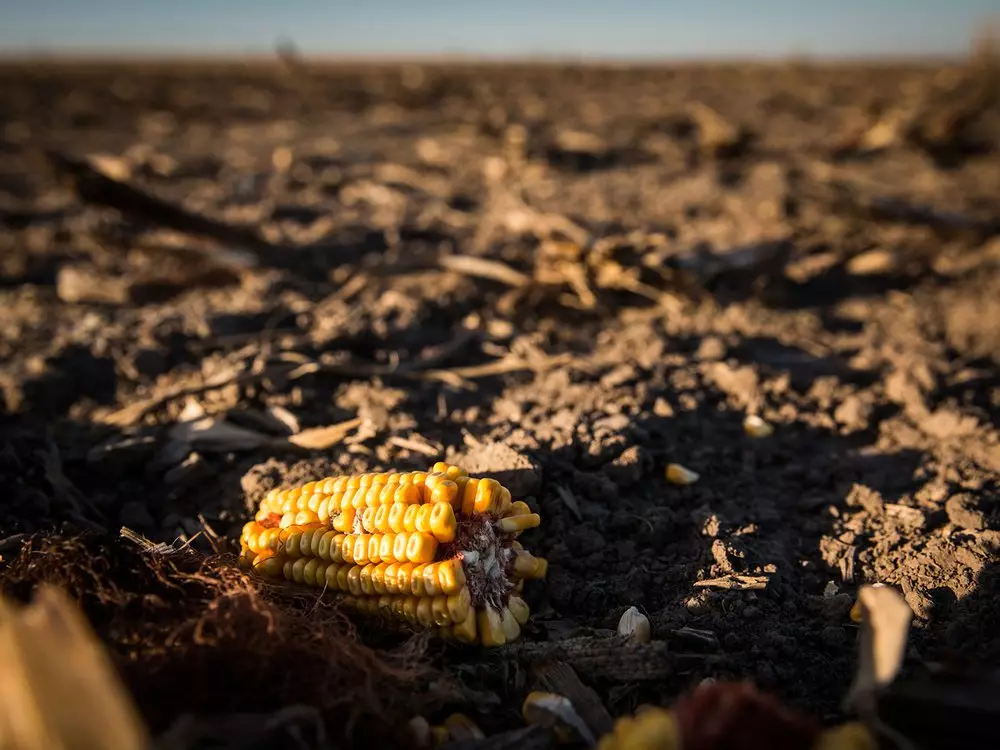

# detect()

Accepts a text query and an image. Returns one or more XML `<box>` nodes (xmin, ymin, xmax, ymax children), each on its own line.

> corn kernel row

<box><xmin>257</xmin><ymin>467</ymin><xmax>514</xmax><ymax>522</ymax></box>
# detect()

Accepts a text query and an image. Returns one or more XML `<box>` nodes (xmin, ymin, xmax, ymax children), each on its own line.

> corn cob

<box><xmin>238</xmin><ymin>462</ymin><xmax>545</xmax><ymax>646</ymax></box>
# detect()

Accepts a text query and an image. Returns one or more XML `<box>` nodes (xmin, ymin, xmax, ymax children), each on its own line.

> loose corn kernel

<box><xmin>239</xmin><ymin>463</ymin><xmax>543</xmax><ymax>647</ymax></box>
<box><xmin>744</xmin><ymin>414</ymin><xmax>774</xmax><ymax>438</ymax></box>
<box><xmin>666</xmin><ymin>463</ymin><xmax>699</xmax><ymax>485</ymax></box>
<box><xmin>617</xmin><ymin>606</ymin><xmax>652</xmax><ymax>643</ymax></box>
<box><xmin>596</xmin><ymin>706</ymin><xmax>680</xmax><ymax>750</ymax></box>
<box><xmin>811</xmin><ymin>722</ymin><xmax>878</xmax><ymax>750</ymax></box>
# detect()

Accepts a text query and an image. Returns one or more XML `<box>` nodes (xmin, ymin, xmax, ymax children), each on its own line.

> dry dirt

<box><xmin>1</xmin><ymin>57</ymin><xmax>999</xmax><ymax>748</ymax></box>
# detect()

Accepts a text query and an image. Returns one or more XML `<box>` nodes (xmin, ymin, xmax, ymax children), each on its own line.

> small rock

<box><xmin>945</xmin><ymin>494</ymin><xmax>987</xmax><ymax>531</ymax></box>
<box><xmin>706</xmin><ymin>362</ymin><xmax>759</xmax><ymax>408</ymax></box>
<box><xmin>846</xmin><ymin>483</ymin><xmax>884</xmax><ymax>516</ymax></box>
<box><xmin>696</xmin><ymin>336</ymin><xmax>726</xmax><ymax>361</ymax></box>
<box><xmin>834</xmin><ymin>394</ymin><xmax>872</xmax><ymax>430</ymax></box>
<box><xmin>652</xmin><ymin>397</ymin><xmax>674</xmax><ymax>417</ymax></box>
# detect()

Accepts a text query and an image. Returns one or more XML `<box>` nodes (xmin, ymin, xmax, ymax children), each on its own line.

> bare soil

<box><xmin>1</xmin><ymin>57</ymin><xmax>999</xmax><ymax>748</ymax></box>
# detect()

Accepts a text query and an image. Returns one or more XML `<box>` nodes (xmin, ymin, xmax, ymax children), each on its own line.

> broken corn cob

<box><xmin>239</xmin><ymin>461</ymin><xmax>545</xmax><ymax>647</ymax></box>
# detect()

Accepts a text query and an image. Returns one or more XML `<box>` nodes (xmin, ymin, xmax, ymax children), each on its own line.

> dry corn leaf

<box><xmin>522</xmin><ymin>691</ymin><xmax>597</xmax><ymax>746</ymax></box>
<box><xmin>285</xmin><ymin>417</ymin><xmax>363</xmax><ymax>450</ymax></box>
<box><xmin>844</xmin><ymin>584</ymin><xmax>912</xmax><ymax>716</ymax></box>
<box><xmin>0</xmin><ymin>585</ymin><xmax>151</xmax><ymax>750</ymax></box>
<box><xmin>169</xmin><ymin>417</ymin><xmax>273</xmax><ymax>453</ymax></box>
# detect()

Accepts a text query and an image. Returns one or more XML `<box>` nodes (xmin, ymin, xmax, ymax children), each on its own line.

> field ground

<box><xmin>1</xmin><ymin>57</ymin><xmax>999</xmax><ymax>748</ymax></box>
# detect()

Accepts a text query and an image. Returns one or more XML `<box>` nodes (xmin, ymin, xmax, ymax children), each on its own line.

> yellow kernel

<box><xmin>394</xmin><ymin>484</ymin><xmax>421</xmax><ymax>505</ymax></box>
<box><xmin>403</xmin><ymin>504</ymin><xmax>421</xmax><ymax>532</ymax></box>
<box><xmin>430</xmin><ymin>462</ymin><xmax>449</xmax><ymax>474</ymax></box>
<box><xmin>346</xmin><ymin>565</ymin><xmax>363</xmax><ymax>595</ymax></box>
<box><xmin>416</xmin><ymin>597</ymin><xmax>434</xmax><ymax>627</ymax></box>
<box><xmin>393</xmin><ymin>532</ymin><xmax>411</xmax><ymax>561</ymax></box>
<box><xmin>283</xmin><ymin>528</ymin><xmax>303</xmax><ymax>557</ymax></box>
<box><xmin>259</xmin><ymin>554</ymin><xmax>285</xmax><ymax>578</ymax></box>
<box><xmin>430</xmin><ymin>477</ymin><xmax>459</xmax><ymax>507</ymax></box>
<box><xmin>451</xmin><ymin>607</ymin><xmax>478</xmax><ymax>644</ymax></box>
<box><xmin>317</xmin><ymin>530</ymin><xmax>336</xmax><ymax>561</ymax></box>
<box><xmin>402</xmin><ymin>596</ymin><xmax>420</xmax><ymax>623</ymax></box>
<box><xmin>431</xmin><ymin>596</ymin><xmax>452</xmax><ymax>626</ymax></box>
<box><xmin>813</xmin><ymin>723</ymin><xmax>878</xmax><ymax>750</ymax></box>
<box><xmin>383</xmin><ymin>562</ymin><xmax>400</xmax><ymax>593</ymax></box>
<box><xmin>387</xmin><ymin>504</ymin><xmax>407</xmax><ymax>533</ymax></box>
<box><xmin>396</xmin><ymin>563</ymin><xmax>414</xmax><ymax>592</ymax></box>
<box><xmin>445</xmin><ymin>465</ymin><xmax>468</xmax><ymax>480</ymax></box>
<box><xmin>317</xmin><ymin>497</ymin><xmax>332</xmax><ymax>522</ymax></box>
<box><xmin>291</xmin><ymin>556</ymin><xmax>309</xmax><ymax>584</ymax></box>
<box><xmin>413</xmin><ymin>503</ymin><xmax>433</xmax><ymax>533</ymax></box>
<box><xmin>497</xmin><ymin>513</ymin><xmax>541</xmax><ymax>533</ymax></box>
<box><xmin>428</xmin><ymin>502</ymin><xmax>457</xmax><ymax>543</ymax></box>
<box><xmin>367</xmin><ymin>534</ymin><xmax>382</xmax><ymax>564</ymax></box>
<box><xmin>332</xmin><ymin>506</ymin><xmax>356</xmax><ymax>532</ymax></box>
<box><xmin>371</xmin><ymin>563</ymin><xmax>389</xmax><ymax>594</ymax></box>
<box><xmin>371</xmin><ymin>505</ymin><xmax>389</xmax><ymax>532</ymax></box>
<box><xmin>507</xmin><ymin>500</ymin><xmax>532</xmax><ymax>517</ymax></box>
<box><xmin>474</xmin><ymin>478</ymin><xmax>502</xmax><ymax>514</ymax></box>
<box><xmin>497</xmin><ymin>486</ymin><xmax>512</xmax><ymax>514</ymax></box>
<box><xmin>360</xmin><ymin>563</ymin><xmax>377</xmax><ymax>595</ymax></box>
<box><xmin>406</xmin><ymin>532</ymin><xmax>438</xmax><ymax>564</ymax></box>
<box><xmin>325</xmin><ymin>563</ymin><xmax>340</xmax><ymax>590</ymax></box>
<box><xmin>341</xmin><ymin>535</ymin><xmax>356</xmax><ymax>564</ymax></box>
<box><xmin>513</xmin><ymin>551</ymin><xmax>539</xmax><ymax>577</ymax></box>
<box><xmin>295</xmin><ymin>509</ymin><xmax>319</xmax><ymax>525</ymax></box>
<box><xmin>446</xmin><ymin>587</ymin><xmax>471</xmax><ymax>622</ymax></box>
<box><xmin>303</xmin><ymin>558</ymin><xmax>322</xmax><ymax>586</ymax></box>
<box><xmin>360</xmin><ymin>507</ymin><xmax>376</xmax><ymax>533</ymax></box>
<box><xmin>353</xmin><ymin>534</ymin><xmax>372</xmax><ymax>564</ymax></box>
<box><xmin>461</xmin><ymin>478</ymin><xmax>479</xmax><ymax>516</ymax></box>
<box><xmin>278</xmin><ymin>513</ymin><xmax>296</xmax><ymax>529</ymax></box>
<box><xmin>666</xmin><ymin>462</ymin><xmax>699</xmax><ymax>485</ymax></box>
<box><xmin>410</xmin><ymin>564</ymin><xmax>428</xmax><ymax>596</ymax></box>
<box><xmin>744</xmin><ymin>414</ymin><xmax>774</xmax><ymax>438</ymax></box>
<box><xmin>422</xmin><ymin>563</ymin><xmax>440</xmax><ymax>596</ymax></box>
<box><xmin>436</xmin><ymin>559</ymin><xmax>466</xmax><ymax>594</ymax></box>
<box><xmin>379</xmin><ymin>533</ymin><xmax>396</xmax><ymax>562</ymax></box>
<box><xmin>508</xmin><ymin>596</ymin><xmax>530</xmax><ymax>625</ymax></box>
<box><xmin>500</xmin><ymin>607</ymin><xmax>521</xmax><ymax>641</ymax></box>
<box><xmin>478</xmin><ymin>607</ymin><xmax>506</xmax><ymax>647</ymax></box>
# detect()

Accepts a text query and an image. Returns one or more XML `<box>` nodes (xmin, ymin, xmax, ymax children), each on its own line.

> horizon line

<box><xmin>0</xmin><ymin>49</ymin><xmax>972</xmax><ymax>66</ymax></box>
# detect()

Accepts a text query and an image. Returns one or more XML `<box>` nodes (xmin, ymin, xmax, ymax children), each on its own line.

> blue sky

<box><xmin>1</xmin><ymin>0</ymin><xmax>997</xmax><ymax>59</ymax></box>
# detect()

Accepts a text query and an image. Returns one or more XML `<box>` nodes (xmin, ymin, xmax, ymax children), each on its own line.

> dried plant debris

<box><xmin>0</xmin><ymin>585</ymin><xmax>152</xmax><ymax>750</ymax></box>
<box><xmin>0</xmin><ymin>534</ymin><xmax>435</xmax><ymax>748</ymax></box>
